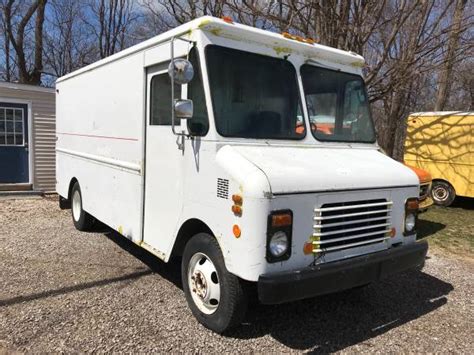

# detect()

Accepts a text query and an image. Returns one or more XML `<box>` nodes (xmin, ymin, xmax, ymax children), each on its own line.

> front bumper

<box><xmin>258</xmin><ymin>241</ymin><xmax>428</xmax><ymax>304</ymax></box>
<box><xmin>419</xmin><ymin>197</ymin><xmax>434</xmax><ymax>212</ymax></box>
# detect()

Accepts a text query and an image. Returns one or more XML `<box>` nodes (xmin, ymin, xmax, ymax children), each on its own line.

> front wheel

<box><xmin>182</xmin><ymin>233</ymin><xmax>247</xmax><ymax>333</ymax></box>
<box><xmin>431</xmin><ymin>180</ymin><xmax>456</xmax><ymax>207</ymax></box>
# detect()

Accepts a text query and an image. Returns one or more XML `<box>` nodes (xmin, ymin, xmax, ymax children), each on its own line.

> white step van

<box><xmin>56</xmin><ymin>16</ymin><xmax>428</xmax><ymax>333</ymax></box>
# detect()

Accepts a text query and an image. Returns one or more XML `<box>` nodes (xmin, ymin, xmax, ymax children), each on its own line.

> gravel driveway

<box><xmin>1</xmin><ymin>197</ymin><xmax>473</xmax><ymax>353</ymax></box>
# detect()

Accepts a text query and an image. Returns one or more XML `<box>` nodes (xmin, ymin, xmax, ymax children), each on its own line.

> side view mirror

<box><xmin>174</xmin><ymin>99</ymin><xmax>193</xmax><ymax>119</ymax></box>
<box><xmin>168</xmin><ymin>58</ymin><xmax>194</xmax><ymax>84</ymax></box>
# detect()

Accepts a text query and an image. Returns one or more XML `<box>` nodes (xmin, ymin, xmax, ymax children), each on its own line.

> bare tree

<box><xmin>138</xmin><ymin>0</ymin><xmax>472</xmax><ymax>158</ymax></box>
<box><xmin>43</xmin><ymin>0</ymin><xmax>95</xmax><ymax>78</ymax></box>
<box><xmin>86</xmin><ymin>0</ymin><xmax>140</xmax><ymax>59</ymax></box>
<box><xmin>435</xmin><ymin>0</ymin><xmax>469</xmax><ymax>111</ymax></box>
<box><xmin>2</xmin><ymin>0</ymin><xmax>47</xmax><ymax>85</ymax></box>
<box><xmin>0</xmin><ymin>5</ymin><xmax>13</xmax><ymax>81</ymax></box>
<box><xmin>141</xmin><ymin>0</ymin><xmax>227</xmax><ymax>31</ymax></box>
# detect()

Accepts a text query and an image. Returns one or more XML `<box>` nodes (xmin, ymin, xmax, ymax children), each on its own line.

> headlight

<box><xmin>269</xmin><ymin>231</ymin><xmax>289</xmax><ymax>257</ymax></box>
<box><xmin>405</xmin><ymin>213</ymin><xmax>416</xmax><ymax>233</ymax></box>
<box><xmin>404</xmin><ymin>198</ymin><xmax>419</xmax><ymax>235</ymax></box>
<box><xmin>266</xmin><ymin>210</ymin><xmax>293</xmax><ymax>262</ymax></box>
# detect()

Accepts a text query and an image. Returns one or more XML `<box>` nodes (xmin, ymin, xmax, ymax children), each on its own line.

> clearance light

<box><xmin>232</xmin><ymin>194</ymin><xmax>243</xmax><ymax>205</ymax></box>
<box><xmin>221</xmin><ymin>16</ymin><xmax>233</xmax><ymax>24</ymax></box>
<box><xmin>271</xmin><ymin>213</ymin><xmax>292</xmax><ymax>228</ymax></box>
<box><xmin>281</xmin><ymin>32</ymin><xmax>317</xmax><ymax>44</ymax></box>
<box><xmin>389</xmin><ymin>227</ymin><xmax>396</xmax><ymax>238</ymax></box>
<box><xmin>231</xmin><ymin>205</ymin><xmax>242</xmax><ymax>216</ymax></box>
<box><xmin>233</xmin><ymin>224</ymin><xmax>241</xmax><ymax>238</ymax></box>
<box><xmin>303</xmin><ymin>242</ymin><xmax>313</xmax><ymax>255</ymax></box>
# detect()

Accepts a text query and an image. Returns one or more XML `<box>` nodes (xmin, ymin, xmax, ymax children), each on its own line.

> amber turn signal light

<box><xmin>271</xmin><ymin>213</ymin><xmax>292</xmax><ymax>227</ymax></box>
<box><xmin>233</xmin><ymin>224</ymin><xmax>241</xmax><ymax>238</ymax></box>
<box><xmin>406</xmin><ymin>198</ymin><xmax>419</xmax><ymax>211</ymax></box>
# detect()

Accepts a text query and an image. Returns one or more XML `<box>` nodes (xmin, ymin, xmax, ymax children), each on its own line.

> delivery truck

<box><xmin>405</xmin><ymin>111</ymin><xmax>474</xmax><ymax>206</ymax></box>
<box><xmin>56</xmin><ymin>16</ymin><xmax>428</xmax><ymax>333</ymax></box>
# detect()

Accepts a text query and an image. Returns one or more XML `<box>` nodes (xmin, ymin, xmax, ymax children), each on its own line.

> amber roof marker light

<box><xmin>221</xmin><ymin>16</ymin><xmax>234</xmax><ymax>24</ymax></box>
<box><xmin>281</xmin><ymin>32</ymin><xmax>318</xmax><ymax>44</ymax></box>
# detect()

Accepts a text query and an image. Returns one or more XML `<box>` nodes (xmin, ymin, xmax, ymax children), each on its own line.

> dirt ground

<box><xmin>0</xmin><ymin>197</ymin><xmax>473</xmax><ymax>353</ymax></box>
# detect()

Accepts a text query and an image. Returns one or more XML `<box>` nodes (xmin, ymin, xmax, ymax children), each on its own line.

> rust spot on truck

<box><xmin>197</xmin><ymin>18</ymin><xmax>212</xmax><ymax>28</ymax></box>
<box><xmin>209</xmin><ymin>27</ymin><xmax>223</xmax><ymax>36</ymax></box>
<box><xmin>350</xmin><ymin>60</ymin><xmax>365</xmax><ymax>68</ymax></box>
<box><xmin>273</xmin><ymin>46</ymin><xmax>292</xmax><ymax>56</ymax></box>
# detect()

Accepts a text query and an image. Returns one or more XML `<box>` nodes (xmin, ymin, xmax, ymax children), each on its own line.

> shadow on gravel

<box><xmin>102</xmin><ymin>228</ymin><xmax>454</xmax><ymax>353</ymax></box>
<box><xmin>103</xmin><ymin>229</ymin><xmax>183</xmax><ymax>288</ymax></box>
<box><xmin>417</xmin><ymin>218</ymin><xmax>446</xmax><ymax>239</ymax></box>
<box><xmin>0</xmin><ymin>270</ymin><xmax>152</xmax><ymax>307</ymax></box>
<box><xmin>231</xmin><ymin>271</ymin><xmax>453</xmax><ymax>352</ymax></box>
<box><xmin>450</xmin><ymin>196</ymin><xmax>474</xmax><ymax>210</ymax></box>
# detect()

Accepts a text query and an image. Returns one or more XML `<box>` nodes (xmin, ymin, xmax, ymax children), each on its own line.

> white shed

<box><xmin>0</xmin><ymin>81</ymin><xmax>56</xmax><ymax>193</ymax></box>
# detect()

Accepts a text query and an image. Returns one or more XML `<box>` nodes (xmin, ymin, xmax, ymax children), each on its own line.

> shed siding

<box><xmin>0</xmin><ymin>84</ymin><xmax>56</xmax><ymax>192</ymax></box>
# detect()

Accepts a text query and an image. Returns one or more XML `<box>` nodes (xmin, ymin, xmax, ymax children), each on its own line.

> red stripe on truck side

<box><xmin>57</xmin><ymin>132</ymin><xmax>139</xmax><ymax>141</ymax></box>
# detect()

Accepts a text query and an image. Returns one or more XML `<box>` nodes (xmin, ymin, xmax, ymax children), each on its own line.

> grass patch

<box><xmin>417</xmin><ymin>197</ymin><xmax>474</xmax><ymax>259</ymax></box>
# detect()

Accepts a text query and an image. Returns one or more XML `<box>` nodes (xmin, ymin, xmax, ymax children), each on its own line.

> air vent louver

<box><xmin>217</xmin><ymin>178</ymin><xmax>229</xmax><ymax>199</ymax></box>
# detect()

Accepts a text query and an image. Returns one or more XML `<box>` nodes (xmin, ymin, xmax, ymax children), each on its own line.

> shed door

<box><xmin>0</xmin><ymin>102</ymin><xmax>29</xmax><ymax>183</ymax></box>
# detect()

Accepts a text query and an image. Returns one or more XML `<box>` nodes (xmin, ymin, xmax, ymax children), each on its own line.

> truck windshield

<box><xmin>301</xmin><ymin>65</ymin><xmax>376</xmax><ymax>143</ymax></box>
<box><xmin>206</xmin><ymin>45</ymin><xmax>305</xmax><ymax>140</ymax></box>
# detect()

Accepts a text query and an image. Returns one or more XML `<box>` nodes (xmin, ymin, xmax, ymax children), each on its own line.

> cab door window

<box><xmin>150</xmin><ymin>73</ymin><xmax>181</xmax><ymax>126</ymax></box>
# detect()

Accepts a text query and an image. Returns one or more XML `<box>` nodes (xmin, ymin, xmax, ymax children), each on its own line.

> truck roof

<box><xmin>409</xmin><ymin>111</ymin><xmax>473</xmax><ymax>117</ymax></box>
<box><xmin>56</xmin><ymin>16</ymin><xmax>365</xmax><ymax>84</ymax></box>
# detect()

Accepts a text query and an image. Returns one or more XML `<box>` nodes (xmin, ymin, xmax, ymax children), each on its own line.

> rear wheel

<box><xmin>71</xmin><ymin>182</ymin><xmax>95</xmax><ymax>231</ymax></box>
<box><xmin>431</xmin><ymin>180</ymin><xmax>456</xmax><ymax>207</ymax></box>
<box><xmin>182</xmin><ymin>233</ymin><xmax>247</xmax><ymax>333</ymax></box>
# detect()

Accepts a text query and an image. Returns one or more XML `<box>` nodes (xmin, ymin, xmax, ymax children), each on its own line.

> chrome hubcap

<box><xmin>72</xmin><ymin>190</ymin><xmax>81</xmax><ymax>222</ymax></box>
<box><xmin>433</xmin><ymin>186</ymin><xmax>448</xmax><ymax>201</ymax></box>
<box><xmin>187</xmin><ymin>252</ymin><xmax>220</xmax><ymax>314</ymax></box>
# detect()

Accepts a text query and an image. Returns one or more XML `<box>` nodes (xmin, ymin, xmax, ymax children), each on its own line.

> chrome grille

<box><xmin>313</xmin><ymin>199</ymin><xmax>392</xmax><ymax>253</ymax></box>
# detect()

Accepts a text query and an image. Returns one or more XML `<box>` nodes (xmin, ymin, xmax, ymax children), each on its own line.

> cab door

<box><xmin>143</xmin><ymin>64</ymin><xmax>184</xmax><ymax>258</ymax></box>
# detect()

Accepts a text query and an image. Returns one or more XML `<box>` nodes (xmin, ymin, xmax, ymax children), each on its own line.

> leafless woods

<box><xmin>1</xmin><ymin>0</ymin><xmax>472</xmax><ymax>158</ymax></box>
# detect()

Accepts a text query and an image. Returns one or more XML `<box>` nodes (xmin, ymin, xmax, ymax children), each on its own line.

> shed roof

<box><xmin>0</xmin><ymin>81</ymin><xmax>54</xmax><ymax>94</ymax></box>
<box><xmin>410</xmin><ymin>111</ymin><xmax>473</xmax><ymax>117</ymax></box>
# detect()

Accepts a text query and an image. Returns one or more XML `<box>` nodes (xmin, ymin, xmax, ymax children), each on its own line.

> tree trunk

<box><xmin>2</xmin><ymin>17</ymin><xmax>11</xmax><ymax>81</ymax></box>
<box><xmin>30</xmin><ymin>0</ymin><xmax>47</xmax><ymax>85</ymax></box>
<box><xmin>434</xmin><ymin>0</ymin><xmax>467</xmax><ymax>111</ymax></box>
<box><xmin>3</xmin><ymin>0</ymin><xmax>48</xmax><ymax>85</ymax></box>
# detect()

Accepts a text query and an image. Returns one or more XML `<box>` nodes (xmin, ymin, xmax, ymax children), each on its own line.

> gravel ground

<box><xmin>0</xmin><ymin>197</ymin><xmax>473</xmax><ymax>353</ymax></box>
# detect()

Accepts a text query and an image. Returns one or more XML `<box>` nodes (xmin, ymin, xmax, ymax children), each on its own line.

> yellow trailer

<box><xmin>404</xmin><ymin>111</ymin><xmax>474</xmax><ymax>206</ymax></box>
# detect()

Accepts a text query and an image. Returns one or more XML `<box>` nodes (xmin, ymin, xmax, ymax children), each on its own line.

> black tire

<box><xmin>181</xmin><ymin>233</ymin><xmax>247</xmax><ymax>333</ymax></box>
<box><xmin>70</xmin><ymin>182</ymin><xmax>95</xmax><ymax>231</ymax></box>
<box><xmin>431</xmin><ymin>180</ymin><xmax>456</xmax><ymax>207</ymax></box>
